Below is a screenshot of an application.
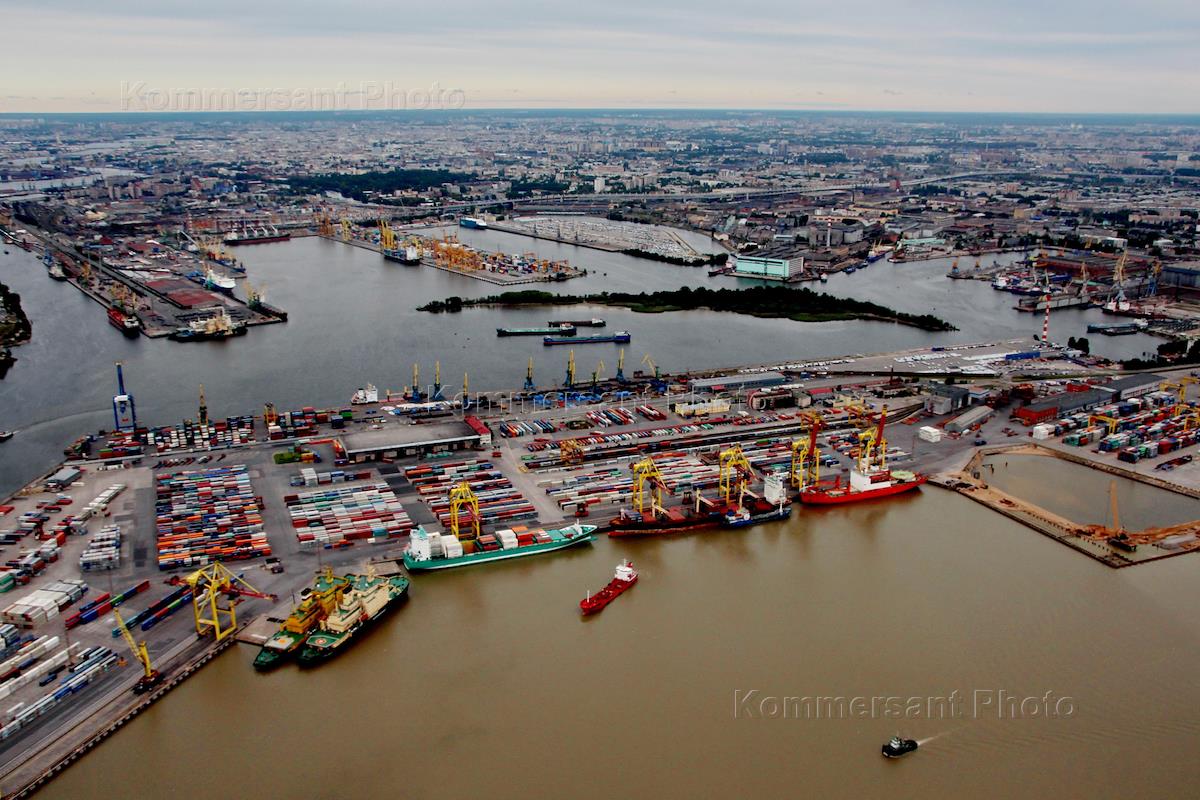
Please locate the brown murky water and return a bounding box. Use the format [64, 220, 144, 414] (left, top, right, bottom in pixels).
[981, 452, 1199, 529]
[40, 491, 1200, 799]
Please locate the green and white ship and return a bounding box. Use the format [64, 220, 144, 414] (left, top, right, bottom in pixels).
[296, 565, 409, 666]
[254, 568, 351, 671]
[403, 522, 596, 571]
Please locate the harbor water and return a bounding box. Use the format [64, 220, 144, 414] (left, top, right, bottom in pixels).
[37, 490, 1200, 799]
[0, 233, 1163, 497]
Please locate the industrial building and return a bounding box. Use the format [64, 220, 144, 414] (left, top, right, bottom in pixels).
[689, 371, 788, 394]
[945, 405, 993, 434]
[924, 383, 969, 415]
[1096, 374, 1166, 401]
[731, 245, 806, 281]
[1012, 388, 1109, 426]
[339, 419, 483, 463]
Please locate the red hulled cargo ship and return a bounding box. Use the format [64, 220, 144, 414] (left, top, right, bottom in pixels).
[580, 561, 638, 615]
[798, 469, 926, 505]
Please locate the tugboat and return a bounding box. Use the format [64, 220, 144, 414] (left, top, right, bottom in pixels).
[0, 430, 13, 443]
[580, 561, 638, 615]
[882, 736, 919, 758]
[253, 568, 351, 671]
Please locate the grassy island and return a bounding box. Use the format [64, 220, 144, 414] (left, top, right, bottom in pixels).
[418, 286, 956, 331]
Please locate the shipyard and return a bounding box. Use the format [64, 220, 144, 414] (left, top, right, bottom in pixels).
[3, 11, 1200, 792]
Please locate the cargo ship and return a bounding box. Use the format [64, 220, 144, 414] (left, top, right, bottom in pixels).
[547, 318, 606, 328]
[296, 566, 409, 665]
[169, 311, 248, 342]
[722, 475, 792, 527]
[107, 307, 141, 337]
[544, 331, 631, 346]
[498, 325, 576, 337]
[403, 522, 596, 570]
[798, 468, 926, 505]
[204, 268, 237, 294]
[607, 504, 721, 536]
[383, 244, 422, 265]
[459, 217, 488, 229]
[253, 568, 351, 670]
[350, 384, 379, 405]
[224, 227, 291, 246]
[580, 561, 638, 615]
[47, 262, 67, 281]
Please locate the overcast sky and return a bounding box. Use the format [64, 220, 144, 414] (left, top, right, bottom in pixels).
[1, 0, 1197, 113]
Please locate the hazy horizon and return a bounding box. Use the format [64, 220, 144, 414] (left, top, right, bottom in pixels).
[2, 0, 1198, 115]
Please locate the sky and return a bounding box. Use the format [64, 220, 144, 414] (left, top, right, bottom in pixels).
[1, 0, 1198, 113]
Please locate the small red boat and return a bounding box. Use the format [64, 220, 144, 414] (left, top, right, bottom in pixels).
[580, 561, 638, 615]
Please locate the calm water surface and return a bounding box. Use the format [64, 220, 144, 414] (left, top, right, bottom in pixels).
[37, 490, 1200, 799]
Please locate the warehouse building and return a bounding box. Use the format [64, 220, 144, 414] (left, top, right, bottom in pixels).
[1012, 388, 1109, 426]
[690, 371, 788, 394]
[732, 245, 806, 281]
[340, 419, 483, 463]
[1096, 374, 1166, 401]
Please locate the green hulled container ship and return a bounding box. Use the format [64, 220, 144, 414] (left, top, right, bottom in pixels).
[403, 522, 596, 571]
[297, 566, 409, 666]
[254, 568, 351, 671]
[497, 325, 576, 337]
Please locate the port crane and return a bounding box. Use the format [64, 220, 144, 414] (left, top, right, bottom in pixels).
[590, 360, 605, 389]
[631, 457, 666, 516]
[379, 219, 397, 253]
[615, 349, 626, 383]
[856, 405, 889, 473]
[448, 481, 480, 540]
[640, 353, 661, 380]
[1160, 378, 1200, 415]
[198, 384, 209, 426]
[431, 361, 444, 401]
[171, 563, 274, 643]
[1105, 250, 1130, 312]
[524, 357, 536, 392]
[1089, 414, 1122, 436]
[112, 607, 162, 694]
[789, 416, 823, 491]
[563, 350, 576, 389]
[718, 445, 754, 506]
[340, 219, 353, 242]
[1146, 259, 1162, 298]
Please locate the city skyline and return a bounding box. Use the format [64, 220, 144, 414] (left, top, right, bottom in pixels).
[2, 0, 1198, 114]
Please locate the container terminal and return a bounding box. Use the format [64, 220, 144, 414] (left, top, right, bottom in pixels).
[0, 345, 1198, 796]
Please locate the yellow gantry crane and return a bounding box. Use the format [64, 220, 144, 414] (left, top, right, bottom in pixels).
[112, 607, 162, 694]
[379, 219, 397, 252]
[174, 563, 274, 644]
[1089, 414, 1122, 436]
[856, 405, 889, 473]
[789, 414, 823, 491]
[641, 353, 660, 380]
[631, 457, 665, 516]
[564, 350, 576, 388]
[718, 445, 754, 506]
[340, 219, 353, 242]
[1160, 378, 1200, 415]
[449, 481, 481, 540]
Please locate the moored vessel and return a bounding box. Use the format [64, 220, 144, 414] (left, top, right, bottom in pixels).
[799, 469, 926, 505]
[107, 307, 142, 337]
[547, 318, 606, 328]
[580, 561, 638, 615]
[403, 523, 596, 570]
[459, 217, 488, 229]
[544, 331, 631, 346]
[296, 566, 409, 665]
[254, 568, 351, 670]
[225, 226, 291, 246]
[169, 310, 248, 342]
[498, 325, 576, 337]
